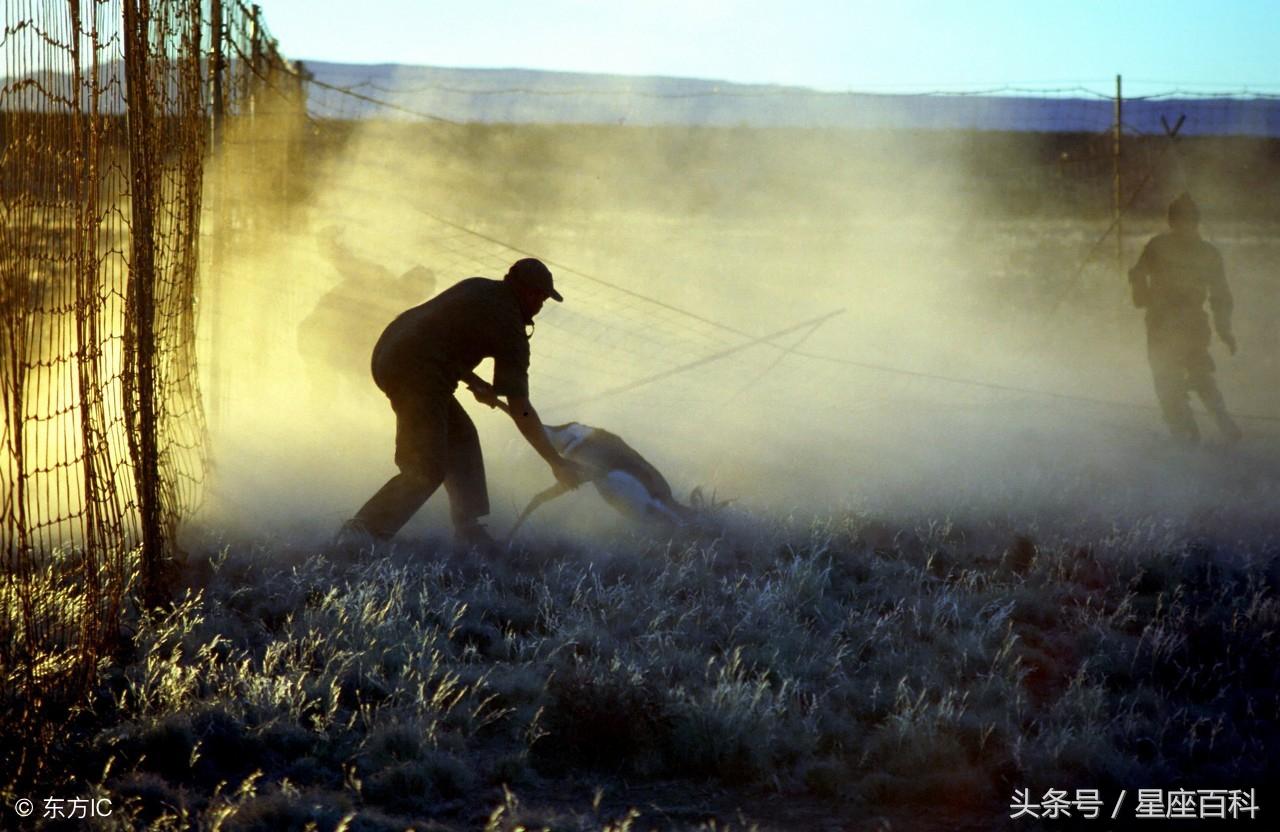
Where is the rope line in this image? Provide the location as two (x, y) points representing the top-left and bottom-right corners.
(411, 206), (760, 339)
(779, 348), (1280, 424)
(304, 75), (460, 124)
(724, 315), (831, 404)
(550, 310), (846, 411)
(304, 77), (1280, 103)
(403, 210), (1280, 424)
(329, 80), (1120, 100)
(301, 71), (1280, 136)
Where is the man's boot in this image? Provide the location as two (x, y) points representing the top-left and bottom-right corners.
(331, 518), (381, 563)
(454, 521), (500, 553)
(1212, 409), (1243, 445)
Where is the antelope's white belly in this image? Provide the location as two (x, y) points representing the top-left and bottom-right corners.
(595, 470), (683, 525)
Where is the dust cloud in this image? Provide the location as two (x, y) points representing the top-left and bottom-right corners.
(193, 96), (1280, 551)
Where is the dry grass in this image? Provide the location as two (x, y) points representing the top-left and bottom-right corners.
(3, 501), (1277, 830)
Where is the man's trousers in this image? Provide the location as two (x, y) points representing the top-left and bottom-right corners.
(352, 391), (489, 539)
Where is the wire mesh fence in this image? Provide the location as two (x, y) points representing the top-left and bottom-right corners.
(1, 0), (303, 780)
(302, 66), (1280, 134)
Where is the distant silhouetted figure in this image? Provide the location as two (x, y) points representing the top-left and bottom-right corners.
(1128, 194), (1241, 444)
(297, 229), (437, 385)
(341, 258), (586, 547)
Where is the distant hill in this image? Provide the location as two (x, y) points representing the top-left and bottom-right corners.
(2, 60), (1275, 136)
(303, 62), (1280, 137)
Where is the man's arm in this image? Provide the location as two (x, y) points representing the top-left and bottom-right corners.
(1206, 248), (1236, 354)
(461, 374), (585, 487)
(504, 396), (587, 488)
(1128, 244), (1152, 308)
(462, 371), (500, 407)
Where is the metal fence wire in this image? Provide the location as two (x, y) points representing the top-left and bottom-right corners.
(1, 0), (301, 778)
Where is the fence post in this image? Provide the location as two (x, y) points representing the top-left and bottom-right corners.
(294, 60), (308, 105)
(210, 0), (225, 147)
(288, 59), (308, 222)
(250, 4), (261, 120)
(1113, 74), (1123, 279)
(121, 0), (166, 607)
(249, 4), (261, 240)
(208, 0), (227, 431)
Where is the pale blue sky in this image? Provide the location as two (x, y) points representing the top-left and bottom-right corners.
(263, 0), (1279, 95)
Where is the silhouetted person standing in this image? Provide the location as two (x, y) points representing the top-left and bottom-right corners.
(298, 229), (437, 386)
(1128, 194), (1241, 444)
(344, 258), (585, 546)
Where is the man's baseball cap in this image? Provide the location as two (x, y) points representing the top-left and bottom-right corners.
(505, 258), (562, 302)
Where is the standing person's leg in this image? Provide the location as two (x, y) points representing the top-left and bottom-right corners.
(442, 398), (491, 540)
(1148, 325), (1199, 442)
(350, 393), (450, 540)
(1186, 347), (1242, 443)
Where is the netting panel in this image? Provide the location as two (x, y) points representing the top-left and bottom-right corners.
(1, 0), (303, 775)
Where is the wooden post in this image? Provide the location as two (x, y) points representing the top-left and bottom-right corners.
(121, 0), (165, 606)
(208, 0), (226, 431)
(294, 59), (308, 104)
(284, 59), (308, 226)
(249, 4), (261, 239)
(250, 5), (261, 122)
(210, 0), (225, 148)
(1113, 74), (1123, 278)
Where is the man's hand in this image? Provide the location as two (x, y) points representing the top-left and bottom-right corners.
(551, 457), (590, 490)
(468, 380), (500, 408)
(1128, 267), (1149, 309)
(1221, 332), (1238, 356)
(506, 396), (586, 483)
